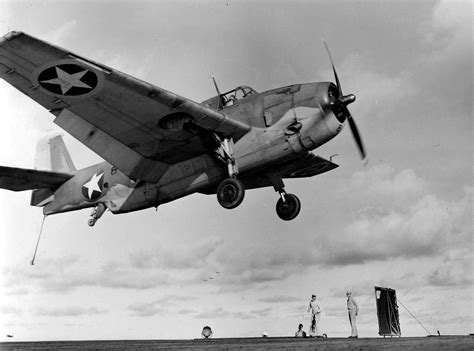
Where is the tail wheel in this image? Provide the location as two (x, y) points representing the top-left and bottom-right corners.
(217, 178), (245, 209)
(276, 193), (301, 221)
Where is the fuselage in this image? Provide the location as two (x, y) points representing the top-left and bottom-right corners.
(43, 82), (345, 215)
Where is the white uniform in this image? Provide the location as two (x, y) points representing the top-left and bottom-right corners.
(307, 298), (322, 336)
(347, 295), (359, 337)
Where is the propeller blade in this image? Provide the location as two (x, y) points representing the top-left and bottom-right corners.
(347, 114), (366, 160)
(323, 40), (342, 97)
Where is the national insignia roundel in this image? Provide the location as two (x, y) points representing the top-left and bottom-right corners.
(38, 64), (98, 96)
(81, 172), (105, 201)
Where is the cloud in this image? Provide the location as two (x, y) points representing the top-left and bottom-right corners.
(3, 287), (30, 296)
(348, 165), (426, 203)
(41, 20), (78, 46)
(0, 305), (21, 315)
(129, 238), (223, 270)
(423, 0), (471, 61)
(213, 243), (315, 289)
(128, 301), (166, 317)
(259, 295), (301, 303)
(128, 294), (199, 317)
(1, 256), (171, 293)
(319, 169), (471, 266)
(427, 249), (473, 287)
(250, 307), (272, 317)
(317, 54), (417, 118)
(36, 306), (106, 317)
(194, 307), (254, 320)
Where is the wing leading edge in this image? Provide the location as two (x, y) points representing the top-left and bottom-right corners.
(0, 31), (251, 182)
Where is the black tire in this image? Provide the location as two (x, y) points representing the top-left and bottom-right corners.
(276, 193), (301, 221)
(217, 178), (245, 209)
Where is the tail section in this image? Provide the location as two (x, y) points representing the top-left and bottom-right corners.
(30, 134), (76, 206)
(35, 134), (76, 173)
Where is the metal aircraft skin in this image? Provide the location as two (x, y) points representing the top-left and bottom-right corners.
(0, 31), (365, 225)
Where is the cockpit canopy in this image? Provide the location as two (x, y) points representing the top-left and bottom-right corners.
(202, 85), (257, 110)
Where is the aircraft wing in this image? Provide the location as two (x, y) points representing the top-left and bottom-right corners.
(0, 166), (73, 191)
(282, 154), (338, 178)
(0, 31), (251, 182)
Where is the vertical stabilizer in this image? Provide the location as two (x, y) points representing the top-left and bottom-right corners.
(31, 134), (76, 207)
(35, 134), (76, 173)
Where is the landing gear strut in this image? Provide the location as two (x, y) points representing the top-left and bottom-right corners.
(88, 203), (106, 226)
(214, 136), (246, 209)
(268, 171), (301, 221)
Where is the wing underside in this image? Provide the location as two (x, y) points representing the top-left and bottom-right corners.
(282, 154), (338, 178)
(0, 31), (251, 182)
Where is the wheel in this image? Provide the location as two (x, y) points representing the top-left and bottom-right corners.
(216, 178), (245, 209)
(88, 219), (96, 227)
(276, 193), (301, 221)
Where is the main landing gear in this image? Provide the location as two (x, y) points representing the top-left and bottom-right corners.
(88, 203), (106, 226)
(276, 192), (301, 221)
(214, 136), (246, 210)
(269, 171), (301, 221)
(213, 136), (300, 220)
(217, 178), (245, 209)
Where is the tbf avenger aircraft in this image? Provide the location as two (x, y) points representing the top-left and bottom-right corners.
(0, 31), (366, 228)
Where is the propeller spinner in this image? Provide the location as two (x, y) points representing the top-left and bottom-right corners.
(323, 41), (367, 161)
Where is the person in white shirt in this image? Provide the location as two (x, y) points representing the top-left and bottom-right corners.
(307, 294), (322, 337)
(346, 291), (359, 338)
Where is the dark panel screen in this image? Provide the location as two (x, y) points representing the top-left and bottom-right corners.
(375, 286), (401, 336)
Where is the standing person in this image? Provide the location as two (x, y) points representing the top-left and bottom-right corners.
(307, 294), (322, 337)
(346, 291), (359, 338)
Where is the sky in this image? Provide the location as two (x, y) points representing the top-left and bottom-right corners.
(0, 0), (472, 342)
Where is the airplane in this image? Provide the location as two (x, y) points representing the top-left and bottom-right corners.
(0, 31), (365, 229)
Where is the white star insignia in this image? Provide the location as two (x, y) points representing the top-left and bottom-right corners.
(83, 172), (104, 199)
(41, 66), (92, 94)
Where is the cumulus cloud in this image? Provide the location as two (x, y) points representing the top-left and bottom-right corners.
(427, 249), (473, 287)
(320, 167), (471, 266)
(0, 305), (21, 315)
(130, 238), (223, 270)
(36, 306), (106, 317)
(259, 295), (301, 303)
(317, 53), (417, 118)
(41, 20), (78, 46)
(423, 0), (471, 61)
(194, 307), (253, 320)
(1, 256), (170, 293)
(212, 243), (316, 288)
(128, 294), (199, 316)
(128, 302), (166, 317)
(348, 165), (426, 202)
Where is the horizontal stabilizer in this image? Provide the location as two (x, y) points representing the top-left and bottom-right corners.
(0, 166), (73, 191)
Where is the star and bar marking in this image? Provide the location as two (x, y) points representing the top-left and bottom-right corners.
(40, 66), (92, 95)
(37, 63), (99, 96)
(82, 172), (104, 201)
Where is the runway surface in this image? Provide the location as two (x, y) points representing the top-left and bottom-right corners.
(1, 335), (473, 350)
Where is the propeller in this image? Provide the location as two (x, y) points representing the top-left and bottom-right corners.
(323, 41), (367, 161)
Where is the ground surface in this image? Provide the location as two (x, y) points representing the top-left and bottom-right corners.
(1, 335), (473, 350)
